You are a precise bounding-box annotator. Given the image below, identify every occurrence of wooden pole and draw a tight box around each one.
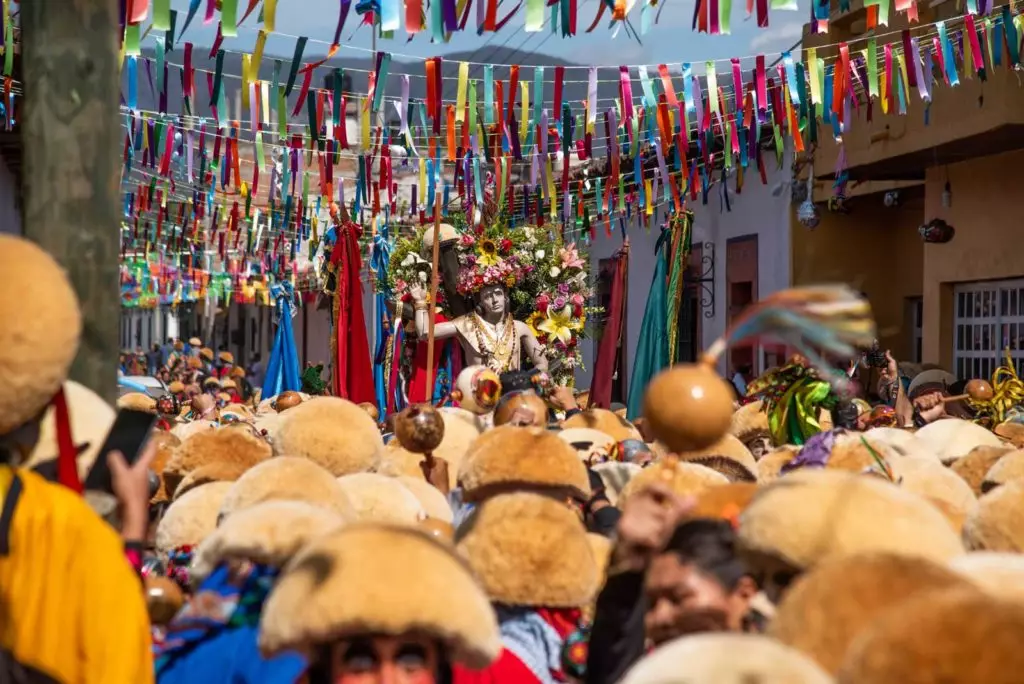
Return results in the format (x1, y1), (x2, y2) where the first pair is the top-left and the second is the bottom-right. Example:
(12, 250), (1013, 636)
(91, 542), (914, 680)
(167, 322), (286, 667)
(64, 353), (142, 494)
(21, 0), (121, 404)
(424, 190), (443, 402)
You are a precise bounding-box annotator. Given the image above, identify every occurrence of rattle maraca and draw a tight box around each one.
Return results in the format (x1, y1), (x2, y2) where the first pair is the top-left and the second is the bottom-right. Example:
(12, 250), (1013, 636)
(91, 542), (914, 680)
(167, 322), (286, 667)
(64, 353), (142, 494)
(450, 365), (502, 415)
(942, 378), (995, 404)
(274, 390), (303, 413)
(644, 286), (876, 454)
(393, 404), (447, 489)
(358, 401), (380, 422)
(492, 390), (549, 428)
(145, 575), (185, 626)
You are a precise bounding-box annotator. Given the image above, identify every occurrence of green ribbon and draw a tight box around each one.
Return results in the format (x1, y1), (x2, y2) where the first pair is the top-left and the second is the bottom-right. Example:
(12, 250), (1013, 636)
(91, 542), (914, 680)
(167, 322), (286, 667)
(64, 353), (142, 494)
(767, 377), (833, 445)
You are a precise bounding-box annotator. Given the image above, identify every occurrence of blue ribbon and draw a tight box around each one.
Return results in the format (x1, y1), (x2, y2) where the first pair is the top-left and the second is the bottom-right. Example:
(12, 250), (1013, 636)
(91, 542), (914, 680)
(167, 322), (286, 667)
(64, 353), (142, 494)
(371, 230), (392, 416)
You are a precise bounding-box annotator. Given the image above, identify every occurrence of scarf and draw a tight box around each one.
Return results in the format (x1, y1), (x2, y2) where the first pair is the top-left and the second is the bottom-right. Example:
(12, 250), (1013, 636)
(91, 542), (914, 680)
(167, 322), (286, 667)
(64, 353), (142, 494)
(495, 607), (581, 684)
(155, 562), (277, 674)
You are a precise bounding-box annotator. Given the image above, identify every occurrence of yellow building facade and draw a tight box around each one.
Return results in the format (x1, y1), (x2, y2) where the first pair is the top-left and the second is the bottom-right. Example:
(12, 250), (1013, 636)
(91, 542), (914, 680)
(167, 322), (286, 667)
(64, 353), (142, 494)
(793, 0), (1024, 378)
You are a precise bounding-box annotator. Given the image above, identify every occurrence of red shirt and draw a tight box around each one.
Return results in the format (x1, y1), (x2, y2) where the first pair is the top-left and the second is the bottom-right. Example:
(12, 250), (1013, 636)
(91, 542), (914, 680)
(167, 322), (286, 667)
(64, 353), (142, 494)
(453, 649), (540, 684)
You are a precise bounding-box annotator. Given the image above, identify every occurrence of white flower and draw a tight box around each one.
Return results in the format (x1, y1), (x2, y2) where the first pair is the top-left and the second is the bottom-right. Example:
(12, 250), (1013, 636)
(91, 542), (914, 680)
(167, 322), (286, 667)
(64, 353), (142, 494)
(418, 271), (428, 283)
(549, 266), (561, 278)
(535, 249), (546, 260)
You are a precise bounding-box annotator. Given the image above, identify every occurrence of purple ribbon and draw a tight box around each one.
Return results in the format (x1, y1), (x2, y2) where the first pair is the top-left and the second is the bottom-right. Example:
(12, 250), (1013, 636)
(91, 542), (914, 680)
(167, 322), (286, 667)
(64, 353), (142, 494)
(781, 430), (836, 474)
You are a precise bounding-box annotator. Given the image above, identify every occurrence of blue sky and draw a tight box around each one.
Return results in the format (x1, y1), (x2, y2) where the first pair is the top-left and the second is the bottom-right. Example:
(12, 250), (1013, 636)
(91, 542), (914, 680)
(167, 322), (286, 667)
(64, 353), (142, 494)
(166, 0), (807, 67)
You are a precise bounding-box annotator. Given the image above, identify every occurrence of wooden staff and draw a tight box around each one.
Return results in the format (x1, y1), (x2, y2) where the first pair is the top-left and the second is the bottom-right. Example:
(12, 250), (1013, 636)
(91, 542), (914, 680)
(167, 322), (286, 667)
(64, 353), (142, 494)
(424, 190), (443, 400)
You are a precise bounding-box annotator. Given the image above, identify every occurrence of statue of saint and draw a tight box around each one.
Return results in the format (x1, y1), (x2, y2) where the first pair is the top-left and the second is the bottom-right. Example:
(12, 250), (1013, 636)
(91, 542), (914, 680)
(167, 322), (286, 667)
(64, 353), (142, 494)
(409, 283), (549, 374)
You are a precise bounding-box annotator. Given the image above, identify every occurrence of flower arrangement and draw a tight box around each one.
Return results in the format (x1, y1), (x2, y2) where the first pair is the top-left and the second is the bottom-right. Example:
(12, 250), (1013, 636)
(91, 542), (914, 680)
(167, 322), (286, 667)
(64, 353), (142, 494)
(382, 208), (598, 385)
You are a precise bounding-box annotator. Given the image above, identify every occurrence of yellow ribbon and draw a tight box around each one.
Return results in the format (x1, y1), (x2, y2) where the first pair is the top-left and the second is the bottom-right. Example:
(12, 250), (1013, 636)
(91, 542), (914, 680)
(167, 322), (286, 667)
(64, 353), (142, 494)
(973, 349), (1024, 424)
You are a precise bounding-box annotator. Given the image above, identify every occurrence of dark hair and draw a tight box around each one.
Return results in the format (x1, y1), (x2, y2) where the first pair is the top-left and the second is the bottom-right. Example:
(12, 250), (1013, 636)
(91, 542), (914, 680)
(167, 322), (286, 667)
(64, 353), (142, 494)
(662, 519), (752, 592)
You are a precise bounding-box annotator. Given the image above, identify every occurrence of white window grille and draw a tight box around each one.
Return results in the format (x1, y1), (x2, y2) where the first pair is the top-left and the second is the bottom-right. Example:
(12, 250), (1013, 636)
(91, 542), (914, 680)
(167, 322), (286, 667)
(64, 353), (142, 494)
(907, 297), (923, 363)
(953, 280), (1024, 381)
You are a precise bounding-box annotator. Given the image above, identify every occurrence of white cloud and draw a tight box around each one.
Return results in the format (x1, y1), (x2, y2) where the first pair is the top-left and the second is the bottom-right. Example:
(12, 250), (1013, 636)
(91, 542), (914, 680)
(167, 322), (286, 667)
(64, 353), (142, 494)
(748, 20), (804, 53)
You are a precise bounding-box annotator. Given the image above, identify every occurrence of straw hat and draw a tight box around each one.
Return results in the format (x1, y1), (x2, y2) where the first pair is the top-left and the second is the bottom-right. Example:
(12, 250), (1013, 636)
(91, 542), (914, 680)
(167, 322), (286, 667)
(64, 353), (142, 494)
(620, 634), (832, 684)
(890, 456), (976, 531)
(914, 418), (1003, 464)
(335, 473), (425, 525)
(982, 450), (1024, 491)
(25, 380), (115, 480)
(163, 427), (272, 498)
(273, 397), (384, 476)
(591, 461), (643, 506)
(729, 400), (770, 446)
(949, 552), (1024, 605)
(950, 445), (1013, 496)
(557, 427), (617, 463)
(619, 460), (729, 503)
(117, 392), (157, 414)
(756, 445), (799, 482)
(562, 408), (642, 442)
(260, 525), (502, 670)
(0, 236), (82, 436)
(906, 368), (956, 396)
(155, 482), (233, 554)
(836, 588), (1024, 684)
(395, 475), (454, 523)
(174, 460), (252, 500)
(456, 492), (598, 608)
(771, 553), (971, 675)
(738, 470), (964, 575)
(678, 435), (758, 482)
(458, 425), (590, 503)
(192, 500), (347, 580)
(219, 456), (356, 520)
(962, 479), (1024, 552)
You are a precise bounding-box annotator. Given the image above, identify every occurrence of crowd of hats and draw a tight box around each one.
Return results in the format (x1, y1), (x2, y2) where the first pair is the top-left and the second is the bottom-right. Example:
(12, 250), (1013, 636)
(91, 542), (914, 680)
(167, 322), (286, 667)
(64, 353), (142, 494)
(4, 230), (1024, 682)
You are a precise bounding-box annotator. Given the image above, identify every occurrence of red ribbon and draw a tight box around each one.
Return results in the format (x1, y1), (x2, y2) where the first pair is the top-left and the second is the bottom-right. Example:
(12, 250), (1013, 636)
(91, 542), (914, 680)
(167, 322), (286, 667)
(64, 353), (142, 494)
(52, 389), (82, 494)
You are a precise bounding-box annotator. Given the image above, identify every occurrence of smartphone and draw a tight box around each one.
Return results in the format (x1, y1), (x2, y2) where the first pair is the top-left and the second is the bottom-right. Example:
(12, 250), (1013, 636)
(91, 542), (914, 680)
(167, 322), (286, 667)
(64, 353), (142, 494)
(84, 408), (159, 493)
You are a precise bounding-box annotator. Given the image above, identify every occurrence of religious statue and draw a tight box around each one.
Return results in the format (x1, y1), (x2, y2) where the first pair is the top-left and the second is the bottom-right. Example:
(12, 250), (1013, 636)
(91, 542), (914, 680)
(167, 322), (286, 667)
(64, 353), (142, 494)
(409, 282), (549, 375)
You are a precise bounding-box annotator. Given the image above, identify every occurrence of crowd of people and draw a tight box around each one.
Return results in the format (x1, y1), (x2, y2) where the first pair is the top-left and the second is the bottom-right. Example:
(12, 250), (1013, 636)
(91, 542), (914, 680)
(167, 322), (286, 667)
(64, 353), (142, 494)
(3, 231), (1024, 684)
(119, 341), (262, 412)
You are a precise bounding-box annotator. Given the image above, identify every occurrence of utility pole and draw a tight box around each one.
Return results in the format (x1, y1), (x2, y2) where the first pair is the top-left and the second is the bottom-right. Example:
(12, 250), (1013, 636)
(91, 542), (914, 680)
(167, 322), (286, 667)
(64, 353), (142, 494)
(21, 0), (122, 403)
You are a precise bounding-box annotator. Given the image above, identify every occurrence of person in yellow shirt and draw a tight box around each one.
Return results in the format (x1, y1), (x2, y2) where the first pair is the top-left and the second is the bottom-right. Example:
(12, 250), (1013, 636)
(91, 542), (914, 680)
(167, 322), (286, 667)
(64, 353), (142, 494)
(0, 235), (154, 683)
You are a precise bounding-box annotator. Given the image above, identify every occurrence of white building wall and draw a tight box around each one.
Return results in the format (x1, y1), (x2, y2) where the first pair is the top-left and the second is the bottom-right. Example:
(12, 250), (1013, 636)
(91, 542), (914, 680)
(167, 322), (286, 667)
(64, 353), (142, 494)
(579, 149), (793, 393)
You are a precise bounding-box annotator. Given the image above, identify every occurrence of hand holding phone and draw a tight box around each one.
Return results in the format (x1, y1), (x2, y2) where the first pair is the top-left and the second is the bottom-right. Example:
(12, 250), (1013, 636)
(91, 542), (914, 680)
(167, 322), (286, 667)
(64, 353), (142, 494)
(84, 409), (158, 494)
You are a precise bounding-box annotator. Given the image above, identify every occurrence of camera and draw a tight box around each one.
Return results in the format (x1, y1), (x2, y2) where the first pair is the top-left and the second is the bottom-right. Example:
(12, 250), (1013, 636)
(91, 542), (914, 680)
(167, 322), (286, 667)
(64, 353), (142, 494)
(864, 340), (888, 369)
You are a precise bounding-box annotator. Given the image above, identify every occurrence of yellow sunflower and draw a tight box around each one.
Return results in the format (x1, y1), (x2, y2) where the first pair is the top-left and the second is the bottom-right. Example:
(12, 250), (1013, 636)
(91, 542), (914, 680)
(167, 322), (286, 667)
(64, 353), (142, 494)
(477, 238), (499, 266)
(571, 311), (586, 332)
(525, 311), (546, 336)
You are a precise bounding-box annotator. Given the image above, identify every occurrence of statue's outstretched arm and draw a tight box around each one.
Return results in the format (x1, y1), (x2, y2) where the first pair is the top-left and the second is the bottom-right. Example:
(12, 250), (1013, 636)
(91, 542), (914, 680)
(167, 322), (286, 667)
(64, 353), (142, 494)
(518, 322), (549, 371)
(413, 308), (458, 340)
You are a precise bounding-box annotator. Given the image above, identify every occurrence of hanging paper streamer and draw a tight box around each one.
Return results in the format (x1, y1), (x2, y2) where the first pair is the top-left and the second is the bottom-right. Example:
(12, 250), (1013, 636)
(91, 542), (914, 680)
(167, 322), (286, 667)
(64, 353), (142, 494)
(129, 0), (150, 23)
(221, 0), (238, 36)
(526, 0), (544, 31)
(382, 0), (401, 31)
(937, 21), (960, 86)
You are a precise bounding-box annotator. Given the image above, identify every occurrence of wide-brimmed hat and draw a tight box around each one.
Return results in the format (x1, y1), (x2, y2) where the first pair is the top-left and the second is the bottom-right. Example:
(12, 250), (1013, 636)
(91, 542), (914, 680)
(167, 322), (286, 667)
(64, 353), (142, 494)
(260, 524), (501, 670)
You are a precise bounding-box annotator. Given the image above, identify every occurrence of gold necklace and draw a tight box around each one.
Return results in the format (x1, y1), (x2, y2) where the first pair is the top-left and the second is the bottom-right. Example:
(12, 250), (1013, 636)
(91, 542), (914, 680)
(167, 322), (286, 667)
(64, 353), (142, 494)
(471, 313), (516, 372)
